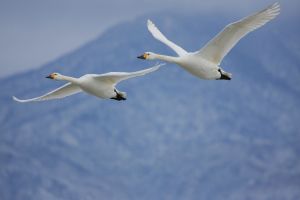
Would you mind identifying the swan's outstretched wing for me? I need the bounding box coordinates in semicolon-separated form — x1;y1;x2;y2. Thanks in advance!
197;2;280;65
13;83;81;103
147;20;188;56
95;63;164;84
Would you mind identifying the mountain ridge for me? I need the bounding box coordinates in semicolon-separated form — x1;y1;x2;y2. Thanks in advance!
1;11;300;200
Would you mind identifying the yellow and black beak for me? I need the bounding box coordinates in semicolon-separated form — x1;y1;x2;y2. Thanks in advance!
137;53;147;59
46;74;54;79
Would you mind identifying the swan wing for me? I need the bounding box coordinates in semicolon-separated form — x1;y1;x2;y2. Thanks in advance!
196;2;280;64
94;63;164;84
13;83;81;103
147;20;188;56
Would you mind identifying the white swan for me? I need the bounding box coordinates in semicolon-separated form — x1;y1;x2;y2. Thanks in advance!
13;63;163;103
138;3;280;80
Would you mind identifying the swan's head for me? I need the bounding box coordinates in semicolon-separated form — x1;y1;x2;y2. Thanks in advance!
46;72;62;80
137;52;155;60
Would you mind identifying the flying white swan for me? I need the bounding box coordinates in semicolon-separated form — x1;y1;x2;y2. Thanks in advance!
13;63;163;103
138;3;280;80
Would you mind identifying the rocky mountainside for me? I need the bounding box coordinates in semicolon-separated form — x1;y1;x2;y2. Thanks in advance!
1;12;300;200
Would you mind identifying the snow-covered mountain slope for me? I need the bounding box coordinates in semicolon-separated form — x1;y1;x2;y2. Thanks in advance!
1;12;300;200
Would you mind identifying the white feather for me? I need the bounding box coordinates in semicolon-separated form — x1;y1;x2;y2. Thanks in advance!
144;3;280;80
13;63;163;103
147;20;188;56
197;2;280;64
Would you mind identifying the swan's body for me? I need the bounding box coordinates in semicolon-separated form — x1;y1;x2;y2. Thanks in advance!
13;64;163;103
138;3;280;80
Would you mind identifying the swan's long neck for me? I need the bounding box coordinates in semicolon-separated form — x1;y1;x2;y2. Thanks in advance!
154;54;179;63
60;75;79;84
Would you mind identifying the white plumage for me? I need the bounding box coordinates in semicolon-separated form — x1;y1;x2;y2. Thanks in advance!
138;3;280;80
13;64;163;103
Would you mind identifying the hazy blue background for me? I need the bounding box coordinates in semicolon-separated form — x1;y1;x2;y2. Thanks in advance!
1;0;299;77
1;0;300;200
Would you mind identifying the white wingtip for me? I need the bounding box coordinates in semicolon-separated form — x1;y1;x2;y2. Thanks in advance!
147;19;153;26
141;63;166;75
12;96;35;103
12;96;23;103
152;62;166;71
147;19;156;31
155;62;166;67
268;2;281;15
272;2;280;8
146;18;188;56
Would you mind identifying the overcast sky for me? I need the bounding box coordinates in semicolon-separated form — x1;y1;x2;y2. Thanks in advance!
0;0;297;77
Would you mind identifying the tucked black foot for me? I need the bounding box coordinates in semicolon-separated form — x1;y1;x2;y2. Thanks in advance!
217;69;231;80
111;89;127;101
219;74;231;80
110;96;126;101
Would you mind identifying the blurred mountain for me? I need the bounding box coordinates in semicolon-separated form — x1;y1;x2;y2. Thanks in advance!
1;11;300;200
